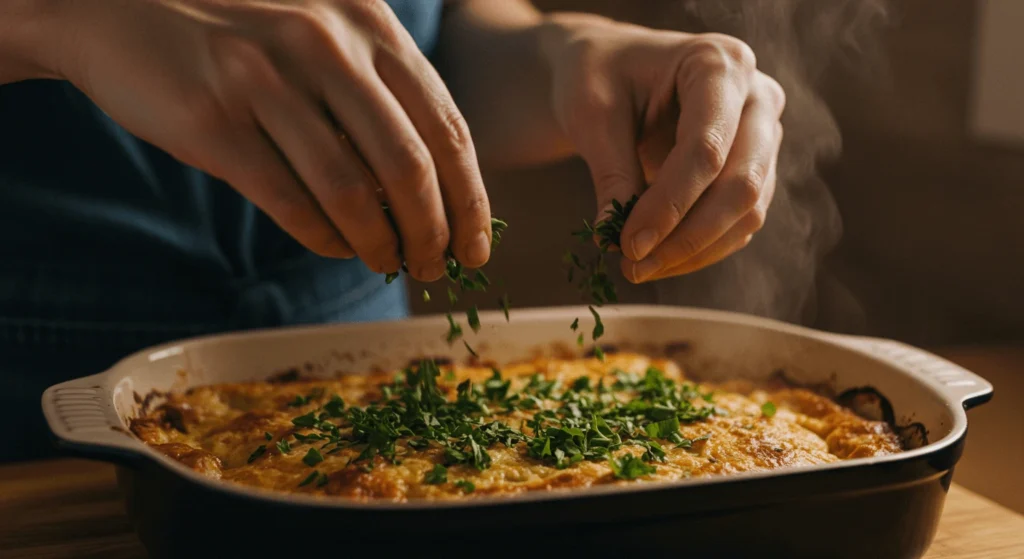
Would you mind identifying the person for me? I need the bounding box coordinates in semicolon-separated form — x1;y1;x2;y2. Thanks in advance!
0;0;784;461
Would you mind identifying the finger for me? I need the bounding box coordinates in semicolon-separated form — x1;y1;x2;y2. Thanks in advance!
321;62;450;281
376;45;492;268
620;46;752;262
235;43;405;275
208;41;354;260
637;145;778;282
627;97;783;282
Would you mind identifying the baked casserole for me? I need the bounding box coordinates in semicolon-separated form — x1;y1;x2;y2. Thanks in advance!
130;353;903;501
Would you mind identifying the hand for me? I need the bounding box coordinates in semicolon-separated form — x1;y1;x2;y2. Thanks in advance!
49;0;492;280
548;15;785;282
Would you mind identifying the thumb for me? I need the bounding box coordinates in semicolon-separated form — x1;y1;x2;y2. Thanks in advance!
575;104;645;252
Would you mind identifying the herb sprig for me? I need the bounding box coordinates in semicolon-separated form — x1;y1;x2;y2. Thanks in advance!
565;195;640;358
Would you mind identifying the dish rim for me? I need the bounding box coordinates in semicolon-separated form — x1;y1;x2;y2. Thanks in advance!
42;304;993;511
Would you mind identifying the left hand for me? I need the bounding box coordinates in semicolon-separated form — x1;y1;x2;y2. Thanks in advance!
548;15;785;283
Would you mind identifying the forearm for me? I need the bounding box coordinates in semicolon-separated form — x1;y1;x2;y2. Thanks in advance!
0;0;67;84
436;0;602;169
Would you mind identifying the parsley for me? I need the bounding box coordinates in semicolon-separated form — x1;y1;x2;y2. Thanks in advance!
422;290;431;303
466;306;481;332
384;272;399;284
323;394;345;418
445;313;463;344
455;480;475;493
761;401;777;418
577;333;584;347
247;445;266;463
570;318;579;331
464;341;479;358
424;464;448;484
447;287;458;306
276;439;292;454
292;412;318;428
594;346;605;362
298;470;319;487
499;294;510;321
589;306;604;340
490;218;508;248
610;453;656;480
303;448;324;467
264;432;272;441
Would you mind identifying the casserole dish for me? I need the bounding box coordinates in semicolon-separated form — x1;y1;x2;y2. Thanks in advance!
42;305;992;558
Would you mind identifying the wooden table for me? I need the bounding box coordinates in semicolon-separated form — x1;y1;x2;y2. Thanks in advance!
0;459;1022;558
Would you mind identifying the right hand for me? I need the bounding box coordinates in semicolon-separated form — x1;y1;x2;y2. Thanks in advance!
50;0;492;280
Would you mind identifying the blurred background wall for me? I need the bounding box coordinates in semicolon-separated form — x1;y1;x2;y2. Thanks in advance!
407;0;1024;512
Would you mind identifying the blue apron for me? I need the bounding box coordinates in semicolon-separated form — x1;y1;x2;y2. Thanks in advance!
0;0;442;461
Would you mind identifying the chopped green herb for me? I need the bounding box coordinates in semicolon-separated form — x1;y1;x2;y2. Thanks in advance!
247;445;266;463
316;472;330;487
447;286;458;306
276;439;292;454
610;453;656;480
298;470;319;487
570;318;579;331
594;345;605;361
422;289;431;303
589;306;604;341
385;272;399;284
464;341;479;358
303;448;324;467
323;394;345;418
445;313;463;344
424;464;448;485
490;218;508;248
761;401;777;418
499;294;510;321
466;306;481;332
264;432;273;441
577;333;584;347
455;480;475;493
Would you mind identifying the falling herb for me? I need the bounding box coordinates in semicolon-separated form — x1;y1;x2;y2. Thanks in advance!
566;196;639;347
385;272;399;284
447;287;458;306
454;480;475;493
499;294;510;321
464;341;479;358
424;464;448;485
594;345;605;362
466;306;481;332
577;333;584;347
589;306;604;340
570;318;579;331
446;313;463;344
422;290;431;303
761;401;777;418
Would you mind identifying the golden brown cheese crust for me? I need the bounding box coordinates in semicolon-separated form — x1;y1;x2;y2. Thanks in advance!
131;353;902;502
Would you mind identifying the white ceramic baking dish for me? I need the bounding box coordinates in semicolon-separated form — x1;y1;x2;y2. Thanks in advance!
41;305;992;559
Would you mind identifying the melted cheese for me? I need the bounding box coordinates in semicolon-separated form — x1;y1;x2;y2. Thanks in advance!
130;353;902;502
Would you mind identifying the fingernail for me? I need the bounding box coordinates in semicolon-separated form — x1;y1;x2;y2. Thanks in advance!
418;256;448;282
631;229;659;260
465;231;491;267
632;258;662;282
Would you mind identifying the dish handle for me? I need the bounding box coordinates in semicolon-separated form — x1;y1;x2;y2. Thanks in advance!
41;372;147;466
826;335;994;410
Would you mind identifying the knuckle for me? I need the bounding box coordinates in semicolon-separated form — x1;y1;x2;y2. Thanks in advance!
391;140;435;188
695;131;729;175
689;34;756;73
735;168;766;209
275;8;335;57
435;104;473;151
763;76;787;112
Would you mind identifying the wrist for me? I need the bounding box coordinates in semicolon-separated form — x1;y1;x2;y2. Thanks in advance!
0;0;72;83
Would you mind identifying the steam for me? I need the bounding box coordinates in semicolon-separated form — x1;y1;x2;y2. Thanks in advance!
650;0;889;327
